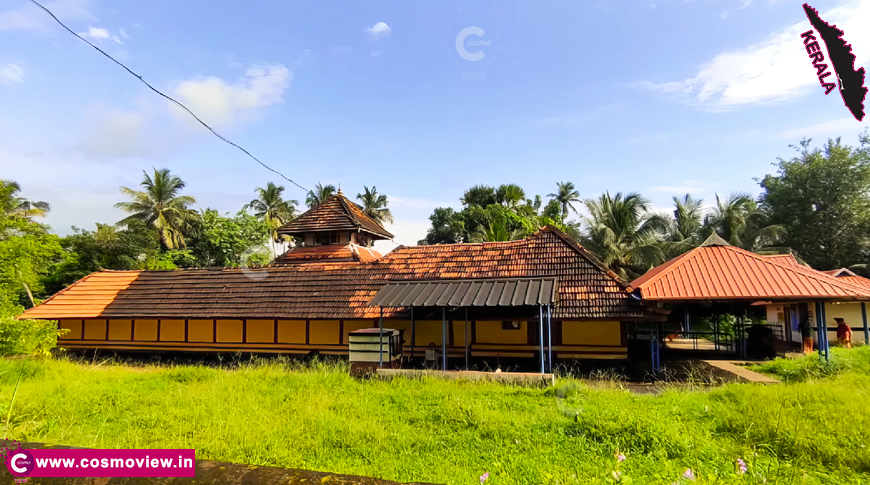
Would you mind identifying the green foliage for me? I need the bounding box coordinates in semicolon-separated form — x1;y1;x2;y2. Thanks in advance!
2;356;870;484
305;182;336;208
115;168;200;250
759;132;870;269
0;302;65;357
356;185;393;226
243;181;299;245
187;209;270;267
751;345;870;382
0;183;63;308
41;220;169;295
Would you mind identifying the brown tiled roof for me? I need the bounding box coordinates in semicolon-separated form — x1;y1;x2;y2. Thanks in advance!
20;227;653;321
273;244;383;264
630;241;870;301
277;192;394;240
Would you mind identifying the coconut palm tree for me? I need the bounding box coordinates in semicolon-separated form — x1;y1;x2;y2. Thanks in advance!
460;185;497;208
305;183;336;208
703;192;786;251
495;184;526;209
580;191;668;281
470;217;523;243
547;181;581;219
244;182;299;255
1;180;51;219
357;186;393;226
664;194;706;257
114;168;199;250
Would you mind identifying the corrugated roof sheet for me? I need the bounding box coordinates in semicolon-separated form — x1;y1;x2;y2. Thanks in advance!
277;192;394;240
763;254;803;267
368;277;558;307
630;241;870;301
20;227;652;321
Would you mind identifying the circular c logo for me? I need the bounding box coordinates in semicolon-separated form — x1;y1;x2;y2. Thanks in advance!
455;26;486;61
8;450;35;477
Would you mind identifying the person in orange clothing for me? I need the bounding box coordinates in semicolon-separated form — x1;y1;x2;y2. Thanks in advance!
800;318;814;354
835;318;853;348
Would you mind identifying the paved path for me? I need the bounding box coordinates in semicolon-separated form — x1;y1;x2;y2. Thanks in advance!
701;360;780;384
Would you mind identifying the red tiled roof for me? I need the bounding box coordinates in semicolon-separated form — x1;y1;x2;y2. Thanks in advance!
20;227;654;321
273;244;383;264
630;241;870;301
277;192;394;240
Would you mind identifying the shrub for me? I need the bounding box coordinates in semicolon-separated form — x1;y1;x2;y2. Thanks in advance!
0;303;66;358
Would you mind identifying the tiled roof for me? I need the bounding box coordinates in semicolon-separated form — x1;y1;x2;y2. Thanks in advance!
840;275;870;291
22;271;141;319
277;192;394;240
630;241;870;301
273;244;383;264
20;227;653;321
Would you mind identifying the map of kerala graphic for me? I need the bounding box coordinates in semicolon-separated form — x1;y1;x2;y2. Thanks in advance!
803;4;867;121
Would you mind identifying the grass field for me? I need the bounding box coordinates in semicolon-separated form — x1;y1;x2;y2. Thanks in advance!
1;349;869;485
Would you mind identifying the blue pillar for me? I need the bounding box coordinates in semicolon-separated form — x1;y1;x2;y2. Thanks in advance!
862;302;869;346
547;305;553;373
539;305;545;374
441;307;447;370
378;306;384;367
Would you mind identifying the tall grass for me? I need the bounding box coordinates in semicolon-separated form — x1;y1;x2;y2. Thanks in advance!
0;354;868;484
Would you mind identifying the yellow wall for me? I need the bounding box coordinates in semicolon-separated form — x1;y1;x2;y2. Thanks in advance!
309;320;340;344
476;320;527;344
83;319;107;340
413;320;444;347
277;320;306;343
59;319;82;339
108;320;132;340
562;321;622;346
188;319;214;342
216;320;243;342
247;319;275;343
160;320;185;342
343;319;376;343
134;319;158;341
452;320;470;347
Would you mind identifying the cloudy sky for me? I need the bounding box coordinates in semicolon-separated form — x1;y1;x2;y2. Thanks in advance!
1;0;869;254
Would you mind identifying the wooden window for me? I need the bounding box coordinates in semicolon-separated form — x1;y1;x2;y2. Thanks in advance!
59;320;83;340
83;320;107;340
108;320;132;340
188;320;214;342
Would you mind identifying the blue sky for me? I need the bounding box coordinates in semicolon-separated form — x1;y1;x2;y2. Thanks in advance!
1;0;869;253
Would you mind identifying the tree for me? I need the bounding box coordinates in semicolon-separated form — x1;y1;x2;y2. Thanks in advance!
115;168;199;250
0;180;50;220
580;191;667;281
305;183;336;208
759;133;870;269
243;182;298;256
357;186;393;226
186;209;271;267
495;184;526;209
419;207;465;245
704;192;786;252
663;194;705;257
547;181;581;219
0;183;62;308
470;215;523;243
460;185;497;208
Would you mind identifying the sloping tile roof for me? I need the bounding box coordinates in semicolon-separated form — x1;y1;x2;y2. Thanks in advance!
630;241;870;301
22;271;141;319
273;244;383;264
277;192;394;240
20;227;653;321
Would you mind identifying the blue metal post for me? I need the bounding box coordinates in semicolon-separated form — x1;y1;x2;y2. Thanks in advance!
547;305;553;373
539;305;545;374
862;302;869;346
378;306;384;367
442;307;447;370
821;302;830;361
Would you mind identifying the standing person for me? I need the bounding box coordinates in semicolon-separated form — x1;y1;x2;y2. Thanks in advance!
835;318;853;348
799;318;814;354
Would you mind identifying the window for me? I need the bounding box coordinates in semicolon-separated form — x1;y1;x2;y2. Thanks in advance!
502;321;522;330
331;233;340;244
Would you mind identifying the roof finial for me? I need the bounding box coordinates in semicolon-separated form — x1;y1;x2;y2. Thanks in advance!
338;183;342;194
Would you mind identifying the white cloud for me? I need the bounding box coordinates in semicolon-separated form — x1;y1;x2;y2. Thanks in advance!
780;117;869;139
172;64;292;127
0;63;25;85
77;108;167;159
0;0;92;32
364;21;391;40
79;26;122;44
635;0;870;111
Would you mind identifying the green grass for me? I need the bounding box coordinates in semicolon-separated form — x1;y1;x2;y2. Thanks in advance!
1;354;869;485
750;345;870;382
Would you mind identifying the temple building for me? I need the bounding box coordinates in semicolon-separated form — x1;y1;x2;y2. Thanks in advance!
21;191;663;366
